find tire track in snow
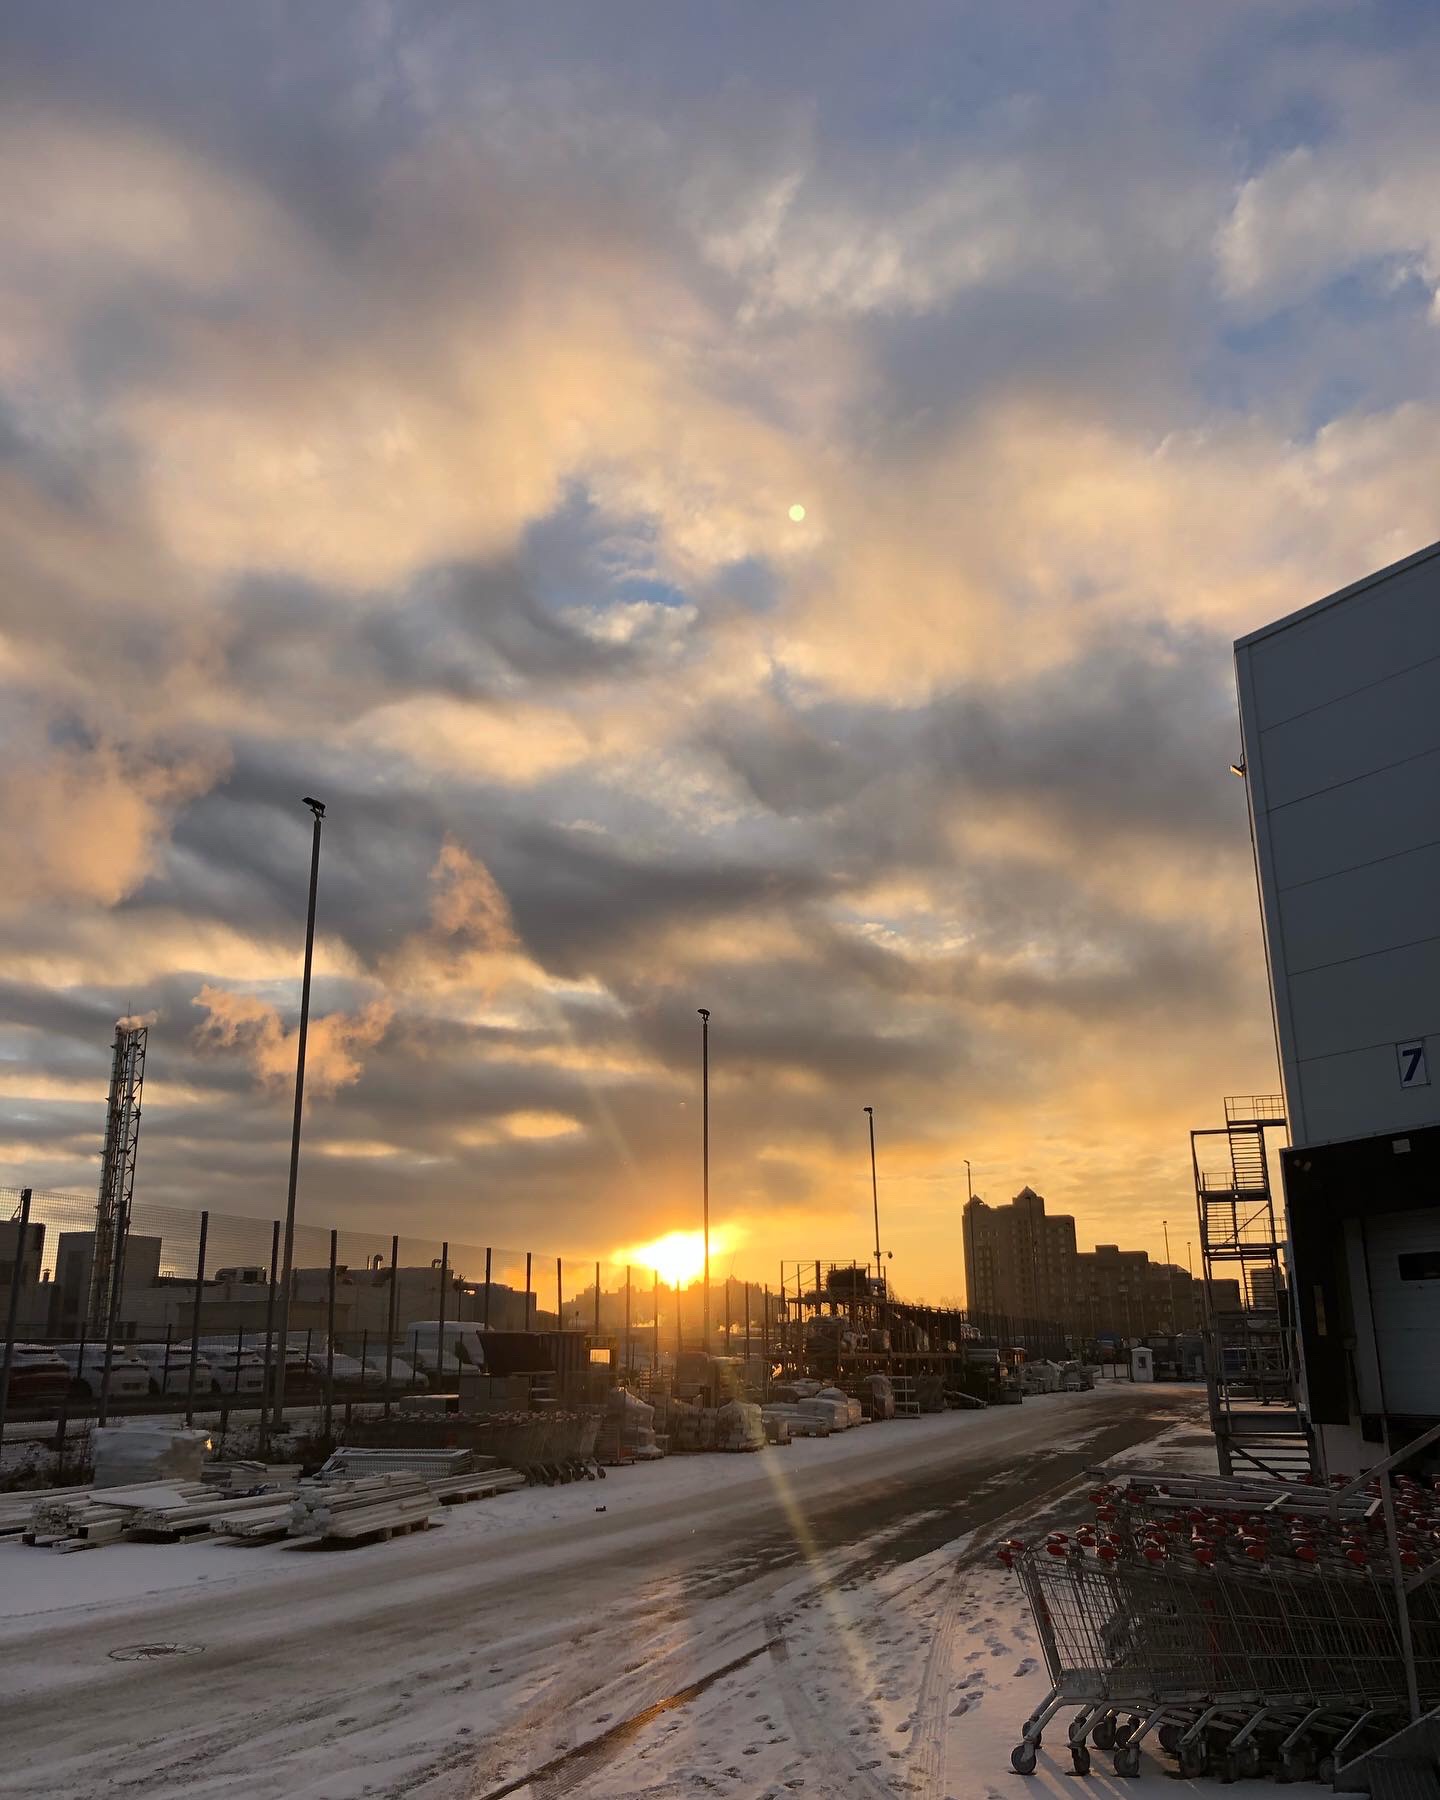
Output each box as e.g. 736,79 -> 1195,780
905,1460 -> 1102,1800
906,1566 -> 970,1800
764,1611 -> 899,1800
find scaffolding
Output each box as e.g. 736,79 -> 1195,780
88,1022 -> 148,1332
774,1256 -> 1061,1404
1192,1094 -> 1310,1479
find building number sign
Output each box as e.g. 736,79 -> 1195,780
1397,1039 -> 1430,1089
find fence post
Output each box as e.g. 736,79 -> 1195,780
556,1256 -> 563,1329
76,1319 -> 90,1426
324,1228 -> 337,1440
384,1234 -> 398,1418
359,1327 -> 369,1408
594,1260 -> 601,1345
483,1247 -> 492,1330
162,1322 -> 173,1413
524,1252 -> 532,1330
97,1191 -> 134,1427
185,1211 -> 209,1427
725,1277 -> 732,1350
652,1268 -> 659,1373
744,1281 -> 751,1362
0,1188 -> 33,1453
260,1219 -> 280,1434
624,1265 -> 632,1378
675,1276 -> 682,1361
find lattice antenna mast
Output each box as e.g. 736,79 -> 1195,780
88,1022 -> 147,1330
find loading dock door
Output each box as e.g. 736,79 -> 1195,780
1366,1210 -> 1440,1417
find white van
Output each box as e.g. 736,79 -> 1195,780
400,1321 -> 487,1375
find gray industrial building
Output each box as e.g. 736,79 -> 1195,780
1235,538 -> 1440,1474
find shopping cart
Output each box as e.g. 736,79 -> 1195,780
1005,1531 -> 1439,1780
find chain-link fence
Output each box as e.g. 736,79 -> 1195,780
0,1186 -> 796,1455
1,1185 -> 1115,1473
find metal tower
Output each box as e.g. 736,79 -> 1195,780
1192,1094 -> 1310,1478
88,1022 -> 148,1331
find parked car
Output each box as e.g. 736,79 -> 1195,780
360,1353 -> 427,1392
315,1351 -> 376,1393
52,1343 -> 152,1402
198,1345 -> 267,1398
131,1342 -> 215,1397
5,1344 -> 72,1408
401,1320 -> 488,1375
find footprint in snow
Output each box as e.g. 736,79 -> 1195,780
950,1695 -> 976,1718
1013,1658 -> 1037,1677
965,1649 -> 983,1664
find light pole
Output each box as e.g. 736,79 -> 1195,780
699,1008 -> 710,1355
863,1106 -> 881,1289
273,796 -> 325,1427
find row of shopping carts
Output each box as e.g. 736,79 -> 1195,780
475,1409 -> 602,1484
1000,1468 -> 1440,1782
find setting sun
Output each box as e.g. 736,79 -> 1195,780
620,1225 -> 743,1287
622,1230 -> 706,1287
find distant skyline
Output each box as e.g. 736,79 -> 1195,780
2,3 -> 1438,1298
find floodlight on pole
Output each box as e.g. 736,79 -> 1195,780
864,1106 -> 881,1289
699,1008 -> 710,1355
273,795 -> 326,1427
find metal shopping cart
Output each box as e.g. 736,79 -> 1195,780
1006,1535 -> 1439,1780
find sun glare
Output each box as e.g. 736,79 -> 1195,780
788,502 -> 806,521
620,1224 -> 743,1287
623,1229 -> 707,1287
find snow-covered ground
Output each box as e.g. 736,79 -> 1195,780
0,1383 -> 1318,1800
548,1414 -> 1316,1800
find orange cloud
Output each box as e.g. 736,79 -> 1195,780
191,984 -> 392,1098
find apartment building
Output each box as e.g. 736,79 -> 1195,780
962,1187 -> 1079,1324
963,1186 -> 1232,1337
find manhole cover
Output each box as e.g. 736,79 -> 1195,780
108,1643 -> 203,1662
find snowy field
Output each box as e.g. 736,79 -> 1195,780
0,1382 -> 1321,1800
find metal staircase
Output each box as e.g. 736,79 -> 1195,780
1192,1095 -> 1313,1480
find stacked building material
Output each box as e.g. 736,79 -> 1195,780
761,1404 -> 830,1438
127,1484 -> 300,1541
716,1400 -> 765,1451
288,1471 -> 437,1542
316,1446 -> 478,1482
23,1494 -> 128,1548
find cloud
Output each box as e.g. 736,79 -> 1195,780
191,984 -> 393,1098
4,2 -> 1440,1289
0,734 -> 225,911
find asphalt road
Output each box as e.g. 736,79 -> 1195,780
0,1383 -> 1205,1800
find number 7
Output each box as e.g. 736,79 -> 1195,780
1401,1044 -> 1425,1084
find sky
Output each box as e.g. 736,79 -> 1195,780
2,0 -> 1439,1302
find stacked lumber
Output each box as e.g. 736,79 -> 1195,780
288,1471 -> 437,1542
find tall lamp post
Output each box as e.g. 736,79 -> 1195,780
273,796 -> 326,1427
862,1106 -> 882,1291
698,1008 -> 710,1355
